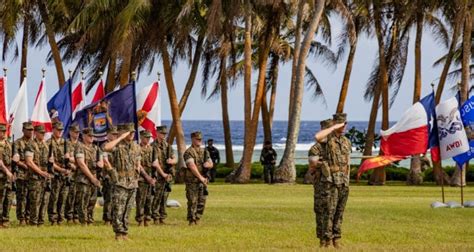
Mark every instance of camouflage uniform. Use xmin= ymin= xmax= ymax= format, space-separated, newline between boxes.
xmin=151 ymin=126 xmax=175 ymax=223
xmin=109 ymin=123 xmax=140 ymax=236
xmin=100 ymin=126 xmax=118 ymax=224
xmin=308 ymin=119 xmax=333 ymax=240
xmin=183 ymin=131 xmax=211 ymax=223
xmin=25 ymin=125 xmax=51 ymax=226
xmin=0 ymin=128 xmax=14 ymax=227
xmin=14 ymin=122 xmax=35 ymax=223
xmin=135 ymin=130 xmax=154 ymax=224
xmin=260 ymin=145 xmax=277 ymax=184
xmin=74 ymin=129 xmax=101 ymax=225
xmin=320 ymin=113 xmax=351 ymax=244
xmin=47 ymin=123 xmax=70 ymax=224
xmin=64 ymin=136 xmax=81 ymax=222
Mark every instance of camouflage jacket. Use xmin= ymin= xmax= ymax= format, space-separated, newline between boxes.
xmin=66 ymin=139 xmax=81 ymax=180
xmin=0 ymin=139 xmax=12 ymax=179
xmin=13 ymin=136 xmax=34 ymax=180
xmin=323 ymin=134 xmax=352 ymax=186
xmin=152 ymin=140 xmax=175 ymax=175
xmin=183 ymin=145 xmax=210 ymax=183
xmin=110 ymin=141 xmax=141 ymax=189
xmin=47 ymin=137 xmax=66 ymax=176
xmin=25 ymin=139 xmax=49 ymax=180
xmin=139 ymin=144 xmax=153 ymax=182
xmin=74 ymin=143 xmax=100 ymax=185
xmin=260 ymin=147 xmax=277 ymax=165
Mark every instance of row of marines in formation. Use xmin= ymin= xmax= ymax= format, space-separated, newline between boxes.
xmin=309 ymin=113 xmax=351 ymax=249
xmin=0 ymin=121 xmax=214 ymax=240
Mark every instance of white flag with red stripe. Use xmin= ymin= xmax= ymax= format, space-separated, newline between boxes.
xmin=136 ymin=81 xmax=161 ymax=138
xmin=91 ymin=79 xmax=105 ymax=103
xmin=31 ymin=78 xmax=52 ymax=133
xmin=0 ymin=76 xmax=9 ymax=126
xmin=9 ymin=78 xmax=29 ymax=138
xmin=71 ymin=80 xmax=85 ymax=119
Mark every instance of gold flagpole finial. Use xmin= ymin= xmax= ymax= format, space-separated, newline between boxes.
xmin=131 ymin=71 xmax=137 ymax=81
xmin=157 ymin=72 xmax=161 ymax=81
xmin=23 ymin=68 xmax=27 ymax=77
xmin=2 ymin=67 xmax=6 ymax=77
xmin=68 ymin=69 xmax=73 ymax=79
xmin=81 ymin=69 xmax=85 ymax=80
xmin=41 ymin=68 xmax=46 ymax=78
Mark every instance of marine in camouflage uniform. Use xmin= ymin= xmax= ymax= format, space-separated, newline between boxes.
xmin=151 ymin=125 xmax=176 ymax=225
xmin=25 ymin=125 xmax=53 ymax=226
xmin=47 ymin=122 xmax=71 ymax=225
xmin=65 ymin=124 xmax=81 ymax=223
xmin=0 ymin=124 xmax=15 ymax=228
xmin=14 ymin=122 xmax=35 ymax=225
xmin=103 ymin=123 xmax=140 ymax=240
xmin=316 ymin=113 xmax=351 ymax=248
xmin=101 ymin=126 xmax=118 ymax=225
xmin=135 ymin=130 xmax=156 ymax=226
xmin=308 ymin=119 xmax=333 ymax=245
xmin=74 ymin=128 xmax=102 ymax=225
xmin=183 ymin=131 xmax=213 ymax=225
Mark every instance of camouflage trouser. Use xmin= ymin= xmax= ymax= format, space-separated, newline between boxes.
xmin=152 ymin=180 xmax=169 ymax=220
xmin=185 ymin=182 xmax=207 ymax=221
xmin=0 ymin=179 xmax=14 ymax=223
xmin=65 ymin=180 xmax=77 ymax=221
xmin=313 ymin=180 xmax=323 ymax=239
xmin=87 ymin=186 xmax=98 ymax=223
xmin=74 ymin=182 xmax=93 ymax=224
xmin=263 ymin=164 xmax=275 ymax=184
xmin=320 ymin=182 xmax=349 ymax=241
xmin=135 ymin=181 xmax=153 ymax=222
xmin=16 ymin=179 xmax=29 ymax=221
xmin=28 ymin=179 xmax=51 ymax=225
xmin=102 ymin=179 xmax=114 ymax=222
xmin=48 ymin=177 xmax=70 ymax=223
xmin=112 ymin=186 xmax=136 ymax=235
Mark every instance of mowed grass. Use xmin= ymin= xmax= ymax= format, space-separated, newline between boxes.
xmin=0 ymin=181 xmax=473 ymax=251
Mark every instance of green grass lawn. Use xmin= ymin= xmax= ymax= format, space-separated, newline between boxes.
xmin=1 ymin=181 xmax=473 ymax=251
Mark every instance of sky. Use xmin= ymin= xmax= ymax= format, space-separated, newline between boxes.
xmin=2 ymin=18 xmax=459 ymax=122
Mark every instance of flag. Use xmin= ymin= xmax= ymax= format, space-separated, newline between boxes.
xmin=48 ymin=79 xmax=72 ymax=137
xmin=31 ymin=78 xmax=52 ymax=133
xmin=73 ymin=83 xmax=137 ymax=141
xmin=92 ymin=79 xmax=105 ymax=103
xmin=452 ymin=95 xmax=474 ymax=166
xmin=436 ymin=97 xmax=469 ymax=160
xmin=9 ymin=78 xmax=29 ymax=138
xmin=71 ymin=80 xmax=85 ymax=119
xmin=358 ymin=93 xmax=437 ymax=177
xmin=0 ymin=76 xmax=8 ymax=125
xmin=136 ymin=81 xmax=161 ymax=138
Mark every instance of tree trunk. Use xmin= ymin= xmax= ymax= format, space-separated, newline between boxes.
xmin=37 ymin=0 xmax=65 ymax=87
xmin=119 ymin=40 xmax=133 ymax=86
xmin=20 ymin=15 xmax=29 ymax=84
xmin=288 ymin=0 xmax=305 ymax=121
xmin=268 ymin=56 xmax=279 ymax=126
xmin=105 ymin=52 xmax=117 ymax=93
xmin=452 ymin=1 xmax=472 ymax=187
xmin=159 ymin=37 xmax=187 ymax=184
xmin=167 ymin=35 xmax=204 ymax=144
xmin=336 ymin=41 xmax=357 ymax=113
xmin=262 ymin=92 xmax=272 ymax=143
xmin=219 ymin=57 xmax=234 ymax=168
xmin=275 ymin=0 xmax=326 ymax=183
xmin=407 ymin=8 xmax=424 ymax=185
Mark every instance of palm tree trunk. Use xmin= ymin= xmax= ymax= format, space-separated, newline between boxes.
xmin=288 ymin=0 xmax=305 ymax=121
xmin=268 ymin=56 xmax=279 ymax=126
xmin=451 ymin=1 xmax=472 ymax=187
xmin=105 ymin=52 xmax=117 ymax=93
xmin=167 ymin=35 xmax=204 ymax=144
xmin=119 ymin=40 xmax=133 ymax=86
xmin=159 ymin=37 xmax=187 ymax=183
xmin=219 ymin=57 xmax=234 ymax=168
xmin=20 ymin=15 xmax=29 ymax=84
xmin=336 ymin=41 xmax=357 ymax=113
xmin=407 ymin=8 xmax=424 ymax=185
xmin=262 ymin=91 xmax=272 ymax=142
xmin=37 ymin=0 xmax=65 ymax=87
xmin=275 ymin=0 xmax=326 ymax=183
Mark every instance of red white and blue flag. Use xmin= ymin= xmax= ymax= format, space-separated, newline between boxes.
xmin=358 ymin=92 xmax=438 ymax=177
xmin=136 ymin=81 xmax=161 ymax=139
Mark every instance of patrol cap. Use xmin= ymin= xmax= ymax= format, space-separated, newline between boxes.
xmin=82 ymin=128 xmax=94 ymax=136
xmin=107 ymin=126 xmax=118 ymax=135
xmin=118 ymin=123 xmax=136 ymax=132
xmin=140 ymin=130 xmax=152 ymax=138
xmin=332 ymin=113 xmax=347 ymax=124
xmin=34 ymin=125 xmax=46 ymax=133
xmin=320 ymin=119 xmax=334 ymax=130
xmin=69 ymin=124 xmax=80 ymax=133
xmin=0 ymin=124 xmax=7 ymax=132
xmin=23 ymin=122 xmax=34 ymax=130
xmin=53 ymin=121 xmax=64 ymax=130
xmin=191 ymin=131 xmax=202 ymax=139
xmin=156 ymin=125 xmax=168 ymax=134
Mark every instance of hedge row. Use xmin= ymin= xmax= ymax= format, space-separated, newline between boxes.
xmin=215 ymin=163 xmax=474 ymax=182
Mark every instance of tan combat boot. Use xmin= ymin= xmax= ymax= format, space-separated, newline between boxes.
xmin=137 ymin=221 xmax=143 ymax=226
xmin=332 ymin=238 xmax=341 ymax=249
xmin=324 ymin=240 xmax=332 ymax=248
xmin=144 ymin=220 xmax=149 ymax=227
xmin=159 ymin=219 xmax=166 ymax=225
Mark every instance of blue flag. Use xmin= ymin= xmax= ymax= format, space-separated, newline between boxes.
xmin=47 ymin=79 xmax=72 ymax=137
xmin=73 ymin=83 xmax=138 ymax=141
xmin=453 ymin=95 xmax=474 ymax=167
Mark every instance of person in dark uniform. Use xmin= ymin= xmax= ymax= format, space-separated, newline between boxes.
xmin=205 ymin=139 xmax=220 ymax=182
xmin=260 ymin=141 xmax=277 ymax=184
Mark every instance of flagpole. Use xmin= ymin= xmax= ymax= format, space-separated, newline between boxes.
xmin=432 ymin=83 xmax=445 ymax=203
xmin=3 ymin=67 xmax=6 ymax=77
xmin=41 ymin=68 xmax=46 ymax=79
